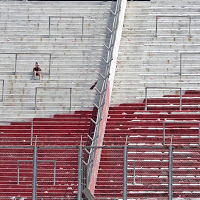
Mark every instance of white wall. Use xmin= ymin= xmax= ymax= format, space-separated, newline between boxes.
xmin=109 ymin=0 xmax=127 ymax=101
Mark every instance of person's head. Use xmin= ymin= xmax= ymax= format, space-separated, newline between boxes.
xmin=35 ymin=62 xmax=39 ymax=67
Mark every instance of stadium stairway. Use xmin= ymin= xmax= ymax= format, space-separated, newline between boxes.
xmin=0 ymin=0 xmax=116 ymax=121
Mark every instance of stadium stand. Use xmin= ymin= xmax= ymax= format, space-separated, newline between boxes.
xmin=0 ymin=0 xmax=115 ymax=121
xmin=1 ymin=0 xmax=200 ymax=199
xmin=111 ymin=0 xmax=200 ymax=104
xmin=93 ymin=0 xmax=200 ymax=199
xmin=94 ymin=91 xmax=200 ymax=199
xmin=0 ymin=0 xmax=116 ymax=199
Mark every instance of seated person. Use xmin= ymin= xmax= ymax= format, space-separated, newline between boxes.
xmin=33 ymin=62 xmax=42 ymax=80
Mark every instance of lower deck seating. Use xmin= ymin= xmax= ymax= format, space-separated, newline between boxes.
xmin=94 ymin=90 xmax=200 ymax=199
xmin=0 ymin=109 xmax=95 ymax=199
xmin=0 ymin=148 xmax=79 ymax=199
xmin=0 ymin=110 xmax=93 ymax=146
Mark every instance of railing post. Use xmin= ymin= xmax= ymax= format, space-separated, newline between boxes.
xmin=188 ymin=16 xmax=191 ymax=38
xmin=199 ymin=122 xmax=200 ymax=146
xmin=30 ymin=122 xmax=33 ymax=145
xmin=169 ymin=145 xmax=173 ymax=200
xmin=180 ymin=53 xmax=183 ymax=76
xmin=133 ymin=161 xmax=136 ymax=185
xmin=49 ymin=17 xmax=51 ymax=37
xmin=155 ymin=16 xmax=158 ymax=37
xmin=17 ymin=160 xmax=19 ymax=185
xmin=123 ymin=145 xmax=127 ymax=200
xmin=35 ymin=87 xmax=38 ymax=110
xmin=2 ymin=80 xmax=4 ymax=102
xmin=163 ymin=121 xmax=166 ymax=145
xmin=180 ymin=88 xmax=182 ymax=111
xmin=78 ymin=145 xmax=83 ymax=200
xmin=49 ymin=54 xmax=51 ymax=75
xmin=32 ymin=146 xmax=38 ymax=200
xmin=145 ymin=87 xmax=148 ymax=110
xmin=82 ymin=17 xmax=84 ymax=36
xmin=15 ymin=53 xmax=18 ymax=75
xmin=54 ymin=161 xmax=56 ymax=185
xmin=70 ymin=88 xmax=72 ymax=110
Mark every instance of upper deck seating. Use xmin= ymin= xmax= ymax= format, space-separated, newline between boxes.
xmin=0 ymin=0 xmax=115 ymax=121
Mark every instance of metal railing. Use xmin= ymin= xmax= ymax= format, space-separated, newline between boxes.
xmin=0 ymin=121 xmax=34 ymax=145
xmin=49 ymin=16 xmax=84 ymax=37
xmin=34 ymin=87 xmax=72 ymax=110
xmin=163 ymin=121 xmax=200 ymax=145
xmin=1 ymin=145 xmax=200 ymax=199
xmin=17 ymin=160 xmax=33 ymax=185
xmin=0 ymin=53 xmax=52 ymax=75
xmin=155 ymin=15 xmax=191 ymax=37
xmin=84 ymin=0 xmax=122 ymax=188
xmin=145 ymin=87 xmax=183 ymax=111
xmin=180 ymin=52 xmax=200 ymax=76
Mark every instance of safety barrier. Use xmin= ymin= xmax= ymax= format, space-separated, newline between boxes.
xmin=0 ymin=53 xmax=51 ymax=75
xmin=155 ymin=15 xmax=191 ymax=37
xmin=145 ymin=87 xmax=183 ymax=110
xmin=34 ymin=87 xmax=72 ymax=110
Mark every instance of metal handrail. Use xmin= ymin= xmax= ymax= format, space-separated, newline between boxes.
xmin=34 ymin=87 xmax=72 ymax=110
xmin=85 ymin=0 xmax=122 ymax=187
xmin=163 ymin=121 xmax=200 ymax=145
xmin=0 ymin=53 xmax=51 ymax=75
xmin=145 ymin=87 xmax=182 ymax=111
xmin=17 ymin=160 xmax=33 ymax=185
xmin=49 ymin=16 xmax=84 ymax=37
xmin=180 ymin=52 xmax=200 ymax=76
xmin=155 ymin=15 xmax=191 ymax=37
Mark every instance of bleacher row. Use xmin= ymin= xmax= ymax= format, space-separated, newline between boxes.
xmin=0 ymin=0 xmax=114 ymax=199
xmin=0 ymin=0 xmax=115 ymax=120
xmin=0 ymin=0 xmax=200 ymax=199
xmin=95 ymin=0 xmax=200 ymax=199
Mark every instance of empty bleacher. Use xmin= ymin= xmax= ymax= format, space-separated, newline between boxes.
xmin=94 ymin=0 xmax=200 ymax=199
xmin=0 ymin=0 xmax=116 ymax=199
xmin=111 ymin=0 xmax=200 ymax=104
xmin=94 ymin=91 xmax=200 ymax=199
xmin=0 ymin=0 xmax=115 ymax=121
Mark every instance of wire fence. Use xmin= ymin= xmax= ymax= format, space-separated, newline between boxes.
xmin=0 ymin=145 xmax=200 ymax=199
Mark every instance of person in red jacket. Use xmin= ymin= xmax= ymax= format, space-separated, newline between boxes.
xmin=33 ymin=62 xmax=42 ymax=80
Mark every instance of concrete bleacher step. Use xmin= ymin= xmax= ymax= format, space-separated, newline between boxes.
xmin=111 ymin=0 xmax=200 ymax=105
xmin=0 ymin=0 xmax=116 ymax=121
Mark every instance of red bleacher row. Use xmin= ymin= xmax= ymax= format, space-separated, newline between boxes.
xmin=94 ymin=90 xmax=200 ymax=199
xmin=0 ymin=109 xmax=97 ymax=199
xmin=0 ymin=91 xmax=200 ymax=198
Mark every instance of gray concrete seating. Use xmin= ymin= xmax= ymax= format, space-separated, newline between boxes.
xmin=111 ymin=0 xmax=200 ymax=105
xmin=0 ymin=1 xmax=116 ymax=121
